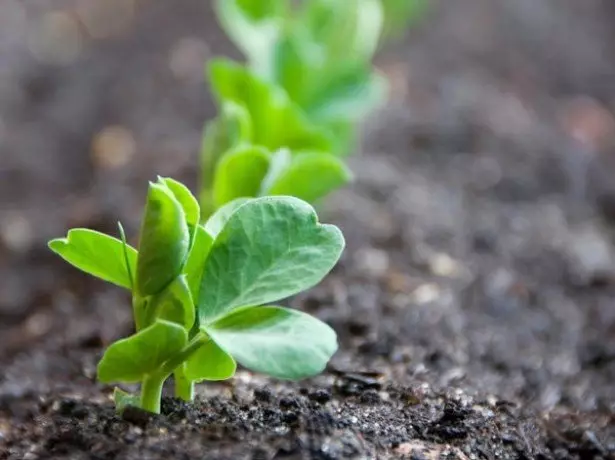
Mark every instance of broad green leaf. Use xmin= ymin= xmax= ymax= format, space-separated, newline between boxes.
xmin=136 ymin=182 xmax=190 ymax=297
xmin=204 ymin=198 xmax=251 ymax=239
xmin=146 ymin=275 xmax=195 ymax=329
xmin=97 ymin=320 xmax=187 ymax=383
xmin=213 ymin=146 xmax=271 ymax=207
xmin=197 ymin=196 xmax=344 ymax=322
xmin=48 ymin=229 xmax=137 ymax=290
xmin=160 ymin=177 xmax=200 ymax=229
xmin=208 ymin=59 xmax=333 ymax=153
xmin=184 ymin=338 xmax=236 ymax=381
xmin=204 ymin=306 xmax=337 ymax=380
xmin=265 ymin=152 xmax=352 ymax=203
xmin=113 ymin=387 xmax=140 ymax=413
xmin=183 ymin=225 xmax=214 ymax=301
xmin=303 ymin=68 xmax=388 ymax=124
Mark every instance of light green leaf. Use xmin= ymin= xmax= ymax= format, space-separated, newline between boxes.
xmin=97 ymin=320 xmax=187 ymax=383
xmin=204 ymin=306 xmax=337 ymax=380
xmin=136 ymin=181 xmax=190 ymax=297
xmin=264 ymin=152 xmax=352 ymax=202
xmin=197 ymin=196 xmax=344 ymax=322
xmin=200 ymin=102 xmax=253 ymax=220
xmin=183 ymin=225 xmax=214 ymax=301
xmin=48 ymin=229 xmax=137 ymax=290
xmin=113 ymin=387 xmax=140 ymax=413
xmin=214 ymin=0 xmax=287 ymax=76
xmin=213 ymin=146 xmax=271 ymax=207
xmin=146 ymin=275 xmax=195 ymax=329
xmin=204 ymin=198 xmax=251 ymax=239
xmin=160 ymin=177 xmax=200 ymax=229
xmin=184 ymin=339 xmax=236 ymax=382
xmin=208 ymin=59 xmax=332 ymax=153
xmin=302 ymin=0 xmax=383 ymax=66
xmin=303 ymin=68 xmax=388 ymax=124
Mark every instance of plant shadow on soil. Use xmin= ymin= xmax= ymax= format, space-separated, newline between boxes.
xmin=1 ymin=0 xmax=615 ymax=459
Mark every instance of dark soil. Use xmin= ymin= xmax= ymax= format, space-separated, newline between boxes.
xmin=1 ymin=0 xmax=615 ymax=459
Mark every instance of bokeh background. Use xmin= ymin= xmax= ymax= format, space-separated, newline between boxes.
xmin=1 ymin=0 xmax=614 ymax=454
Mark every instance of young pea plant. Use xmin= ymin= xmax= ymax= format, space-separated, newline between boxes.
xmin=199 ymin=0 xmax=391 ymax=220
xmin=49 ymin=177 xmax=344 ymax=414
xmin=199 ymin=58 xmax=352 ymax=219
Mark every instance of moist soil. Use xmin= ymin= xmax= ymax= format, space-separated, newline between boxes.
xmin=1 ymin=1 xmax=615 ymax=459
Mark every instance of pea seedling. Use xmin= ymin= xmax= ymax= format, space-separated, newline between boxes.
xmin=49 ymin=177 xmax=343 ymax=413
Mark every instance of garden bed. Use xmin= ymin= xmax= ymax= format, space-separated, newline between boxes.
xmin=1 ymin=1 xmax=614 ymax=458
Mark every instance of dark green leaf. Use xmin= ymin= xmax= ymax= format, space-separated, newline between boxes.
xmin=136 ymin=181 xmax=190 ymax=296
xmin=48 ymin=229 xmax=137 ymax=290
xmin=205 ymin=305 xmax=337 ymax=380
xmin=213 ymin=146 xmax=271 ymax=207
xmin=97 ymin=320 xmax=187 ymax=383
xmin=197 ymin=196 xmax=344 ymax=322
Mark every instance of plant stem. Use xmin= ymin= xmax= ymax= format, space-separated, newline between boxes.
xmin=159 ymin=333 xmax=209 ymax=377
xmin=174 ymin=370 xmax=195 ymax=402
xmin=140 ymin=374 xmax=166 ymax=414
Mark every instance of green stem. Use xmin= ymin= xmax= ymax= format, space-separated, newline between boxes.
xmin=138 ymin=333 xmax=209 ymax=412
xmin=159 ymin=333 xmax=210 ymax=376
xmin=140 ymin=374 xmax=166 ymax=414
xmin=174 ymin=370 xmax=195 ymax=402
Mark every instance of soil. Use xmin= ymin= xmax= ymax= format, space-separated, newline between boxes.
xmin=1 ymin=0 xmax=615 ymax=459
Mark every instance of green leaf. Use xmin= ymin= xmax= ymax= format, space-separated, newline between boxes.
xmin=208 ymin=59 xmax=332 ymax=153
xmin=197 ymin=196 xmax=344 ymax=322
xmin=113 ymin=387 xmax=140 ymax=413
xmin=213 ymin=146 xmax=271 ymax=207
xmin=136 ymin=181 xmax=190 ymax=297
xmin=183 ymin=225 xmax=214 ymax=301
xmin=214 ymin=0 xmax=287 ymax=76
xmin=302 ymin=0 xmax=383 ymax=66
xmin=204 ymin=198 xmax=251 ymax=239
xmin=264 ymin=152 xmax=352 ymax=202
xmin=184 ymin=339 xmax=236 ymax=382
xmin=204 ymin=306 xmax=337 ymax=380
xmin=97 ymin=320 xmax=188 ymax=383
xmin=160 ymin=177 xmax=200 ymax=229
xmin=48 ymin=229 xmax=137 ymax=290
xmin=200 ymin=102 xmax=253 ymax=220
xmin=303 ymin=67 xmax=387 ymax=124
xmin=146 ymin=275 xmax=195 ymax=329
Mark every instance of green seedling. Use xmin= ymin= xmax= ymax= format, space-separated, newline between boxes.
xmin=49 ymin=177 xmax=344 ymax=414
xmin=200 ymin=59 xmax=352 ymax=219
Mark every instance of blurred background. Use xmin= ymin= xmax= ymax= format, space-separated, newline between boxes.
xmin=1 ymin=0 xmax=615 ymax=419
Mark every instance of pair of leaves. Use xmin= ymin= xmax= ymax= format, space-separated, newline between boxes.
xmin=50 ymin=184 xmax=343 ymax=385
xmin=212 ymin=146 xmax=351 ymax=207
